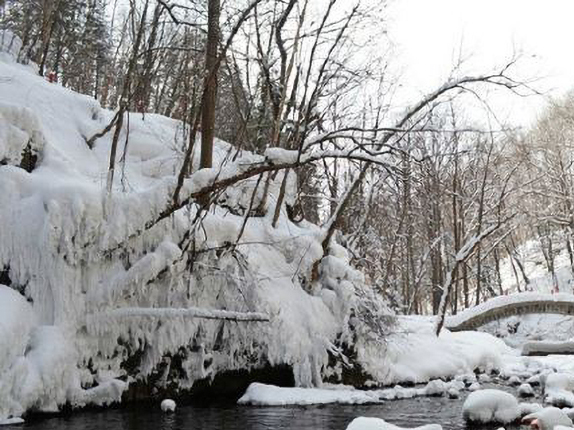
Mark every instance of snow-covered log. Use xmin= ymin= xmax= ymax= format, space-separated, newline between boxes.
xmin=88 ymin=307 xmax=270 ymax=327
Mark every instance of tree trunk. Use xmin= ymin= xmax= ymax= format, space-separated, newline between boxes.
xmin=200 ymin=0 xmax=220 ymax=169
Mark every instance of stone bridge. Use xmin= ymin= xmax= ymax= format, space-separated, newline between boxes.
xmin=445 ymin=293 xmax=574 ymax=332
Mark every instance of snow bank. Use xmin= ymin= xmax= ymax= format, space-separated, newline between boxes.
xmin=238 ymin=383 xmax=381 ymax=406
xmin=378 ymin=316 xmax=512 ymax=385
xmin=346 ymin=417 xmax=441 ymax=430
xmin=462 ymin=389 xmax=521 ymax=424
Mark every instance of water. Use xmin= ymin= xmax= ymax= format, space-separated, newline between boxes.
xmin=5 ymin=384 xmax=537 ymax=430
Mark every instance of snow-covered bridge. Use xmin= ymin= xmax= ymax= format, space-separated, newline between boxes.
xmin=445 ymin=293 xmax=574 ymax=332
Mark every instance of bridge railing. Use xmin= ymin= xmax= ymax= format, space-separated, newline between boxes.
xmin=445 ymin=292 xmax=574 ymax=332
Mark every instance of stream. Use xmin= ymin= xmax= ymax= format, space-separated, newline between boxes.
xmin=3 ymin=383 xmax=541 ymax=430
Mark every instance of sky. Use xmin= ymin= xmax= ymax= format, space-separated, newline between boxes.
xmin=387 ymin=0 xmax=574 ymax=127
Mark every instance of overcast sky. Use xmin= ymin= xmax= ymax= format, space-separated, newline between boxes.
xmin=387 ymin=0 xmax=574 ymax=127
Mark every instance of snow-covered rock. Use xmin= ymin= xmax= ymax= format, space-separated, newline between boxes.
xmin=520 ymin=403 xmax=543 ymax=416
xmin=509 ymin=375 xmax=522 ymax=386
xmin=456 ymin=373 xmax=477 ymax=386
xmin=160 ymin=399 xmax=176 ymax=412
xmin=479 ymin=374 xmax=492 ymax=383
xmin=238 ymin=383 xmax=381 ymax=406
xmin=346 ymin=417 xmax=442 ymax=430
xmin=424 ymin=380 xmax=447 ymax=396
xmin=522 ymin=407 xmax=573 ymax=430
xmin=0 ymin=417 xmax=25 ymax=426
xmin=463 ymin=389 xmax=521 ymax=424
xmin=447 ymin=388 xmax=460 ymax=399
xmin=545 ymin=374 xmax=574 ymax=407
xmin=519 ymin=383 xmax=535 ymax=397
xmin=449 ymin=380 xmax=465 ymax=391
xmin=469 ymin=382 xmax=481 ymax=391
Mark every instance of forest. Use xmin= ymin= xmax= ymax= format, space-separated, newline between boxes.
xmin=2 ymin=0 xmax=574 ymax=429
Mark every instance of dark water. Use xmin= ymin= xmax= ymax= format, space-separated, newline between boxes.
xmin=5 ymin=384 xmax=538 ymax=430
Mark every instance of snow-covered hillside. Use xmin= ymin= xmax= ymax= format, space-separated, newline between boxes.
xmin=0 ymin=45 xmax=393 ymax=421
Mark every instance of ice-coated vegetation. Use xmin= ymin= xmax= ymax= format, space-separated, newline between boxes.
xmin=0 ymin=46 xmax=392 ymax=421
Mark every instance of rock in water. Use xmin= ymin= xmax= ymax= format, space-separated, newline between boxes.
xmin=522 ymin=407 xmax=573 ymax=430
xmin=346 ymin=417 xmax=442 ymax=430
xmin=518 ymin=383 xmax=535 ymax=398
xmin=161 ymin=399 xmax=176 ymax=412
xmin=463 ymin=389 xmax=521 ymax=424
xmin=447 ymin=388 xmax=460 ymax=399
xmin=508 ymin=376 xmax=522 ymax=386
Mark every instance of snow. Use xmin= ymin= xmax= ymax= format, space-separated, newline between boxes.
xmin=3 ymin=16 xmax=574 ymax=426
xmin=345 ymin=417 xmax=442 ymax=430
xmin=378 ymin=316 xmax=512 ymax=385
xmin=423 ymin=379 xmax=448 ymax=396
xmin=0 ymin=30 xmax=22 ymax=62
xmin=509 ymin=375 xmax=522 ymax=386
xmin=523 ymin=341 xmax=574 ymax=357
xmin=544 ymin=374 xmax=574 ymax=407
xmin=237 ymin=383 xmax=381 ymax=406
xmin=446 ymin=293 xmax=574 ymax=330
xmin=520 ymin=402 xmax=543 ymax=416
xmin=0 ymin=41 xmax=393 ymax=419
xmin=522 ymin=407 xmax=573 ymax=430
xmin=447 ymin=388 xmax=459 ymax=399
xmin=519 ymin=383 xmax=535 ymax=397
xmin=499 ymin=239 xmax=574 ymax=296
xmin=160 ymin=399 xmax=176 ymax=412
xmin=238 ymin=376 xmax=486 ymax=406
xmin=462 ymin=389 xmax=521 ymax=424
xmin=0 ymin=417 xmax=24 ymax=426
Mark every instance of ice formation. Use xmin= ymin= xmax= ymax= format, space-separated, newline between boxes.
xmin=0 ymin=33 xmax=392 ymax=421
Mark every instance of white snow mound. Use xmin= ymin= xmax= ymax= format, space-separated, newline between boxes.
xmin=346 ymin=417 xmax=442 ymax=430
xmin=545 ymin=374 xmax=574 ymax=407
xmin=522 ymin=407 xmax=573 ymax=430
xmin=463 ymin=389 xmax=521 ymax=424
xmin=238 ymin=383 xmax=381 ymax=406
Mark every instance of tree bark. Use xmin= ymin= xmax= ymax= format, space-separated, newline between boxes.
xmin=200 ymin=0 xmax=220 ymax=169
